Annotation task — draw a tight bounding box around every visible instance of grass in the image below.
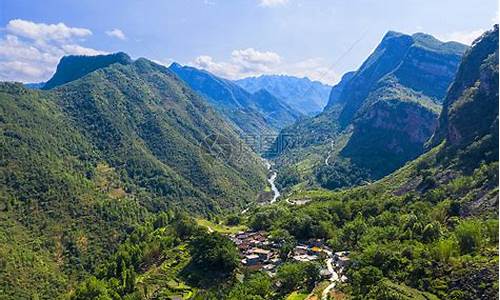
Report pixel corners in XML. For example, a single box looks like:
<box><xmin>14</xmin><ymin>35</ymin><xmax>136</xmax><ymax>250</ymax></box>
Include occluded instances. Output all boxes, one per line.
<box><xmin>196</xmin><ymin>219</ymin><xmax>247</xmax><ymax>235</ymax></box>
<box><xmin>136</xmin><ymin>244</ymin><xmax>195</xmax><ymax>299</ymax></box>
<box><xmin>286</xmin><ymin>291</ymin><xmax>310</xmax><ymax>300</ymax></box>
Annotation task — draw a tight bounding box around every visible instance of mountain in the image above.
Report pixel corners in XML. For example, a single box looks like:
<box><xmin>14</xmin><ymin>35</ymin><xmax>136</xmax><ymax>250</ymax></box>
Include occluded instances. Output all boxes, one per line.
<box><xmin>271</xmin><ymin>31</ymin><xmax>468</xmax><ymax>190</ymax></box>
<box><xmin>169</xmin><ymin>63</ymin><xmax>301</xmax><ymax>139</ymax></box>
<box><xmin>0</xmin><ymin>54</ymin><xmax>268</xmax><ymax>297</ymax></box>
<box><xmin>324</xmin><ymin>71</ymin><xmax>355</xmax><ymax>110</ymax></box>
<box><xmin>383</xmin><ymin>24</ymin><xmax>499</xmax><ymax>215</ymax></box>
<box><xmin>431</xmin><ymin>25</ymin><xmax>499</xmax><ymax>153</ymax></box>
<box><xmin>42</xmin><ymin>52</ymin><xmax>133</xmax><ymax>89</ymax></box>
<box><xmin>23</xmin><ymin>82</ymin><xmax>45</xmax><ymax>89</ymax></box>
<box><xmin>242</xmin><ymin>27</ymin><xmax>498</xmax><ymax>300</ymax></box>
<box><xmin>235</xmin><ymin>75</ymin><xmax>332</xmax><ymax>115</ymax></box>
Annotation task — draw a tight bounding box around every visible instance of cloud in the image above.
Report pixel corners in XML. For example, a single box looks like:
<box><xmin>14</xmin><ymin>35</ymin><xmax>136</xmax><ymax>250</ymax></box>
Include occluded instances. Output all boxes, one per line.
<box><xmin>105</xmin><ymin>28</ymin><xmax>126</xmax><ymax>40</ymax></box>
<box><xmin>191</xmin><ymin>48</ymin><xmax>339</xmax><ymax>84</ymax></box>
<box><xmin>438</xmin><ymin>29</ymin><xmax>485</xmax><ymax>45</ymax></box>
<box><xmin>259</xmin><ymin>0</ymin><xmax>289</xmax><ymax>7</ymax></box>
<box><xmin>0</xmin><ymin>19</ymin><xmax>105</xmax><ymax>82</ymax></box>
<box><xmin>6</xmin><ymin>19</ymin><xmax>91</xmax><ymax>42</ymax></box>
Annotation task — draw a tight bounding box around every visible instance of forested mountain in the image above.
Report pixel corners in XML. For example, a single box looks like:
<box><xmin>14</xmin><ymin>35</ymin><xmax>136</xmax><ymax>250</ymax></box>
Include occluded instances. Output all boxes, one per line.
<box><xmin>42</xmin><ymin>52</ymin><xmax>133</xmax><ymax>89</ymax></box>
<box><xmin>66</xmin><ymin>27</ymin><xmax>498</xmax><ymax>300</ymax></box>
<box><xmin>169</xmin><ymin>63</ymin><xmax>301</xmax><ymax>138</ymax></box>
<box><xmin>0</xmin><ymin>54</ymin><xmax>268</xmax><ymax>297</ymax></box>
<box><xmin>224</xmin><ymin>25</ymin><xmax>498</xmax><ymax>300</ymax></box>
<box><xmin>271</xmin><ymin>31</ymin><xmax>468</xmax><ymax>190</ymax></box>
<box><xmin>235</xmin><ymin>75</ymin><xmax>332</xmax><ymax>115</ymax></box>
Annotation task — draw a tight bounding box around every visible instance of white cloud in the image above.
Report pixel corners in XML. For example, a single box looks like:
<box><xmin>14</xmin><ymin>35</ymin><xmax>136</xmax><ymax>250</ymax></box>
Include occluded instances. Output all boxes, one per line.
<box><xmin>0</xmin><ymin>19</ymin><xmax>105</xmax><ymax>82</ymax></box>
<box><xmin>259</xmin><ymin>0</ymin><xmax>289</xmax><ymax>7</ymax></box>
<box><xmin>105</xmin><ymin>28</ymin><xmax>126</xmax><ymax>40</ymax></box>
<box><xmin>6</xmin><ymin>19</ymin><xmax>92</xmax><ymax>42</ymax></box>
<box><xmin>191</xmin><ymin>48</ymin><xmax>339</xmax><ymax>84</ymax></box>
<box><xmin>438</xmin><ymin>29</ymin><xmax>484</xmax><ymax>45</ymax></box>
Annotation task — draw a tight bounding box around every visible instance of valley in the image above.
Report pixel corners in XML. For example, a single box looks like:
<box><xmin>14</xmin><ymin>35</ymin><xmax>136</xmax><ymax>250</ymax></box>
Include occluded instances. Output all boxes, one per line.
<box><xmin>0</xmin><ymin>5</ymin><xmax>497</xmax><ymax>300</ymax></box>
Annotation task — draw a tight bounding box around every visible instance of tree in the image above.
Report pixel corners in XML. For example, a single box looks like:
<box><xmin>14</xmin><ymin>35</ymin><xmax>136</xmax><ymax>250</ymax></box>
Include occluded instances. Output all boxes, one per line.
<box><xmin>189</xmin><ymin>232</ymin><xmax>239</xmax><ymax>276</ymax></box>
<box><xmin>276</xmin><ymin>262</ymin><xmax>320</xmax><ymax>294</ymax></box>
<box><xmin>454</xmin><ymin>221</ymin><xmax>482</xmax><ymax>254</ymax></box>
<box><xmin>71</xmin><ymin>277</ymin><xmax>114</xmax><ymax>300</ymax></box>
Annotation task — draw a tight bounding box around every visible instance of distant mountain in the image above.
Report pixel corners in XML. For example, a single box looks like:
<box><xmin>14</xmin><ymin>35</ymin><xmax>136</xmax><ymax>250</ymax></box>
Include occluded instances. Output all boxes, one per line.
<box><xmin>271</xmin><ymin>31</ymin><xmax>468</xmax><ymax>190</ymax></box>
<box><xmin>235</xmin><ymin>74</ymin><xmax>331</xmax><ymax>115</ymax></box>
<box><xmin>169</xmin><ymin>63</ymin><xmax>301</xmax><ymax>139</ymax></box>
<box><xmin>0</xmin><ymin>54</ymin><xmax>267</xmax><ymax>296</ymax></box>
<box><xmin>23</xmin><ymin>82</ymin><xmax>45</xmax><ymax>89</ymax></box>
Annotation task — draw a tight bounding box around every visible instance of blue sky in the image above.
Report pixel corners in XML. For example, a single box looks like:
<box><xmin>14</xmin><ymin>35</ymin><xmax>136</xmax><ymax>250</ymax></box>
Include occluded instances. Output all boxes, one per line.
<box><xmin>0</xmin><ymin>0</ymin><xmax>497</xmax><ymax>84</ymax></box>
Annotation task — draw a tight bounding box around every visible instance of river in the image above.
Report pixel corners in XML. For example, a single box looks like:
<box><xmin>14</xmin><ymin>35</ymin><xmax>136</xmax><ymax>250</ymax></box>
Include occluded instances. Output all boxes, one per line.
<box><xmin>264</xmin><ymin>160</ymin><xmax>280</xmax><ymax>203</ymax></box>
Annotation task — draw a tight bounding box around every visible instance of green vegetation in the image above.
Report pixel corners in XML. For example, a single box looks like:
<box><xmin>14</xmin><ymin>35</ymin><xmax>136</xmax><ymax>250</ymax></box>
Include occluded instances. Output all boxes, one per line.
<box><xmin>0</xmin><ymin>55</ymin><xmax>267</xmax><ymax>297</ymax></box>
<box><xmin>196</xmin><ymin>218</ymin><xmax>247</xmax><ymax>235</ymax></box>
<box><xmin>270</xmin><ymin>30</ymin><xmax>466</xmax><ymax>191</ymax></box>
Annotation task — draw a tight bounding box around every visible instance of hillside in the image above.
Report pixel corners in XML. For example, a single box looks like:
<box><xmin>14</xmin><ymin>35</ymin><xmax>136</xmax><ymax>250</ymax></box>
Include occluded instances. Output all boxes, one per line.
<box><xmin>235</xmin><ymin>75</ymin><xmax>332</xmax><ymax>115</ymax></box>
<box><xmin>240</xmin><ymin>26</ymin><xmax>498</xmax><ymax>300</ymax></box>
<box><xmin>169</xmin><ymin>63</ymin><xmax>301</xmax><ymax>139</ymax></box>
<box><xmin>74</xmin><ymin>26</ymin><xmax>499</xmax><ymax>299</ymax></box>
<box><xmin>0</xmin><ymin>54</ymin><xmax>268</xmax><ymax>297</ymax></box>
<box><xmin>271</xmin><ymin>31</ymin><xmax>468</xmax><ymax>191</ymax></box>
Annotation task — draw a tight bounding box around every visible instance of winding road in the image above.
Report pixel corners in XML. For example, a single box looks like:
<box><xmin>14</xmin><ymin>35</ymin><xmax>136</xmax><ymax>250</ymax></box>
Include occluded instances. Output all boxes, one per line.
<box><xmin>322</xmin><ymin>257</ymin><xmax>339</xmax><ymax>300</ymax></box>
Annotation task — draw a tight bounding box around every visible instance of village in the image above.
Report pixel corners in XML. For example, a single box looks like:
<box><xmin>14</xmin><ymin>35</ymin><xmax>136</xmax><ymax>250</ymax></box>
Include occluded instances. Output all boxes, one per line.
<box><xmin>228</xmin><ymin>230</ymin><xmax>350</xmax><ymax>282</ymax></box>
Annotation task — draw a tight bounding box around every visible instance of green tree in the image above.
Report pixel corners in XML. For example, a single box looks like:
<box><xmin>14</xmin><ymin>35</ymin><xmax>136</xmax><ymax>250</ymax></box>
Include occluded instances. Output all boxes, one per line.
<box><xmin>189</xmin><ymin>232</ymin><xmax>239</xmax><ymax>276</ymax></box>
<box><xmin>454</xmin><ymin>220</ymin><xmax>482</xmax><ymax>254</ymax></box>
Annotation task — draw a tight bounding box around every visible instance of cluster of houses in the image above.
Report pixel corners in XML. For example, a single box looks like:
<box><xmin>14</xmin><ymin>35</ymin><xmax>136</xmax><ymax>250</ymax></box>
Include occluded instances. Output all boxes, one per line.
<box><xmin>229</xmin><ymin>231</ymin><xmax>351</xmax><ymax>279</ymax></box>
<box><xmin>229</xmin><ymin>231</ymin><xmax>283</xmax><ymax>274</ymax></box>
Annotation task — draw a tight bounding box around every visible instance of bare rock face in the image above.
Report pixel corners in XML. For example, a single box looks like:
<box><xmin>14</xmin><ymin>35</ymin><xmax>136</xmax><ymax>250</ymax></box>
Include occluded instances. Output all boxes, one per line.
<box><xmin>341</xmin><ymin>96</ymin><xmax>438</xmax><ymax>178</ymax></box>
<box><xmin>431</xmin><ymin>25</ymin><xmax>499</xmax><ymax>149</ymax></box>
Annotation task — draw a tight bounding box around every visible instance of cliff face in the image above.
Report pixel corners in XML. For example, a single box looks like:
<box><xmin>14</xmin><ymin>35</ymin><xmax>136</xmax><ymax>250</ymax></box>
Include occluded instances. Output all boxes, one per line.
<box><xmin>272</xmin><ymin>31</ymin><xmax>467</xmax><ymax>190</ymax></box>
<box><xmin>432</xmin><ymin>25</ymin><xmax>499</xmax><ymax>149</ymax></box>
<box><xmin>342</xmin><ymin>95</ymin><xmax>439</xmax><ymax>178</ymax></box>
<box><xmin>338</xmin><ymin>31</ymin><xmax>466</xmax><ymax>127</ymax></box>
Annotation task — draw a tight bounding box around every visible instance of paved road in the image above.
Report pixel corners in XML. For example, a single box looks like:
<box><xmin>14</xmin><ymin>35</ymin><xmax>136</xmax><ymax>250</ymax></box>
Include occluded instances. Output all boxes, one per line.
<box><xmin>322</xmin><ymin>255</ymin><xmax>340</xmax><ymax>300</ymax></box>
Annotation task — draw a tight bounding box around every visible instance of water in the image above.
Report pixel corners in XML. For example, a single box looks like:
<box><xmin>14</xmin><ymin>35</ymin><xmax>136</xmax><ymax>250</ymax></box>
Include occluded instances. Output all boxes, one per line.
<box><xmin>263</xmin><ymin>159</ymin><xmax>280</xmax><ymax>203</ymax></box>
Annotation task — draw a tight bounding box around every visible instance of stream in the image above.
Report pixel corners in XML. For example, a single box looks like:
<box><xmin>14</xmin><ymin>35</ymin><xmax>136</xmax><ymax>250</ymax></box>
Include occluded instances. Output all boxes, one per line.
<box><xmin>264</xmin><ymin>160</ymin><xmax>280</xmax><ymax>203</ymax></box>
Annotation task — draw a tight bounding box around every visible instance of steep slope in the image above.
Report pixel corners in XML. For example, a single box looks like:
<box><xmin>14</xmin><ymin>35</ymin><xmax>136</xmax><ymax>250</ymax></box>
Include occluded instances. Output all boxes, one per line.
<box><xmin>271</xmin><ymin>31</ymin><xmax>467</xmax><ymax>190</ymax></box>
<box><xmin>236</xmin><ymin>74</ymin><xmax>332</xmax><ymax>115</ymax></box>
<box><xmin>0</xmin><ymin>54</ymin><xmax>267</xmax><ymax>297</ymax></box>
<box><xmin>383</xmin><ymin>24</ymin><xmax>498</xmax><ymax>215</ymax></box>
<box><xmin>244</xmin><ymin>29</ymin><xmax>498</xmax><ymax>299</ymax></box>
<box><xmin>169</xmin><ymin>63</ymin><xmax>301</xmax><ymax>138</ymax></box>
<box><xmin>431</xmin><ymin>25</ymin><xmax>499</xmax><ymax>152</ymax></box>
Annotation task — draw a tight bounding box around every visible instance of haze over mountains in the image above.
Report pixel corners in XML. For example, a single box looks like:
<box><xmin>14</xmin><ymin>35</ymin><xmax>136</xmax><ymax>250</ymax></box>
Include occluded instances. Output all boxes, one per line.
<box><xmin>235</xmin><ymin>75</ymin><xmax>332</xmax><ymax>115</ymax></box>
<box><xmin>169</xmin><ymin>63</ymin><xmax>301</xmax><ymax>139</ymax></box>
<box><xmin>0</xmin><ymin>23</ymin><xmax>498</xmax><ymax>300</ymax></box>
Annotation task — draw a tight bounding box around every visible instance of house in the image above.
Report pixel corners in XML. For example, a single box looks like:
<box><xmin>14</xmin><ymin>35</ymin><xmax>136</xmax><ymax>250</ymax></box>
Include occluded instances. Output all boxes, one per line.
<box><xmin>320</xmin><ymin>268</ymin><xmax>332</xmax><ymax>279</ymax></box>
<box><xmin>334</xmin><ymin>251</ymin><xmax>350</xmax><ymax>268</ymax></box>
<box><xmin>294</xmin><ymin>245</ymin><xmax>308</xmax><ymax>256</ymax></box>
<box><xmin>243</xmin><ymin>254</ymin><xmax>260</xmax><ymax>266</ymax></box>
<box><xmin>308</xmin><ymin>246</ymin><xmax>322</xmax><ymax>255</ymax></box>
<box><xmin>292</xmin><ymin>254</ymin><xmax>318</xmax><ymax>262</ymax></box>
<box><xmin>337</xmin><ymin>256</ymin><xmax>350</xmax><ymax>268</ymax></box>
<box><xmin>251</xmin><ymin>248</ymin><xmax>271</xmax><ymax>261</ymax></box>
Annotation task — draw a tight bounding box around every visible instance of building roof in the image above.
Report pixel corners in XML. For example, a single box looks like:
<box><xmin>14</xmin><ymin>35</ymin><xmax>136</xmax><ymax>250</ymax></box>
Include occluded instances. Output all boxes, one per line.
<box><xmin>251</xmin><ymin>248</ymin><xmax>271</xmax><ymax>255</ymax></box>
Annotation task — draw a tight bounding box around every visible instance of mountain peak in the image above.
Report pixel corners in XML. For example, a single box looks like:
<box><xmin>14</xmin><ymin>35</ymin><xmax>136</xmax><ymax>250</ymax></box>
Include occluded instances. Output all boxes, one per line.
<box><xmin>43</xmin><ymin>52</ymin><xmax>133</xmax><ymax>89</ymax></box>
